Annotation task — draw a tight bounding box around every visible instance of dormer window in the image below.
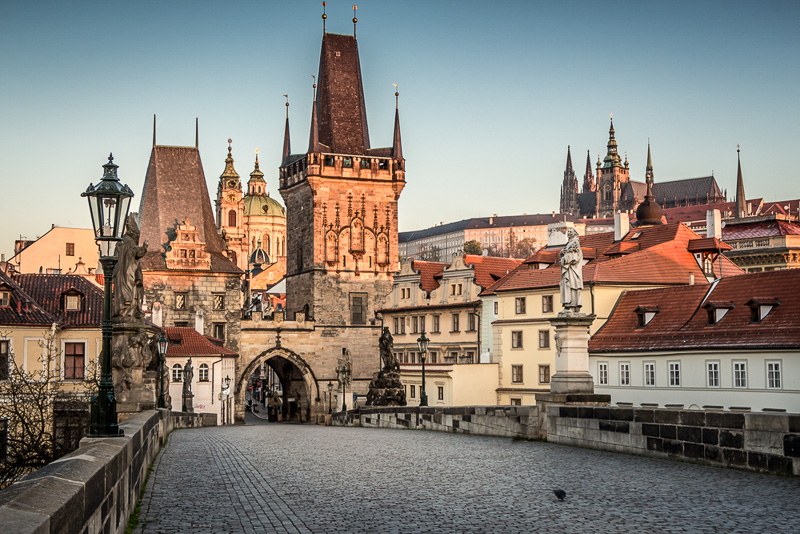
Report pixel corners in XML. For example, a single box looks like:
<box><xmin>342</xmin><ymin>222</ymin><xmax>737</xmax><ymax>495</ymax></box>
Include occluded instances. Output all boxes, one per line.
<box><xmin>747</xmin><ymin>298</ymin><xmax>779</xmax><ymax>323</ymax></box>
<box><xmin>630</xmin><ymin>232</ymin><xmax>642</xmax><ymax>240</ymax></box>
<box><xmin>634</xmin><ymin>305</ymin><xmax>659</xmax><ymax>327</ymax></box>
<box><xmin>65</xmin><ymin>295</ymin><xmax>80</xmax><ymax>311</ymax></box>
<box><xmin>0</xmin><ymin>291</ymin><xmax>9</xmax><ymax>307</ymax></box>
<box><xmin>704</xmin><ymin>301</ymin><xmax>734</xmax><ymax>325</ymax></box>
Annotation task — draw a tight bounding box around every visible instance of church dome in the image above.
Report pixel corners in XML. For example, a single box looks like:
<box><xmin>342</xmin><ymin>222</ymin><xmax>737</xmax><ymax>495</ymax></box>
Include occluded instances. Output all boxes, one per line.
<box><xmin>635</xmin><ymin>195</ymin><xmax>663</xmax><ymax>226</ymax></box>
<box><xmin>243</xmin><ymin>194</ymin><xmax>286</xmax><ymax>218</ymax></box>
<box><xmin>250</xmin><ymin>245</ymin><xmax>270</xmax><ymax>266</ymax></box>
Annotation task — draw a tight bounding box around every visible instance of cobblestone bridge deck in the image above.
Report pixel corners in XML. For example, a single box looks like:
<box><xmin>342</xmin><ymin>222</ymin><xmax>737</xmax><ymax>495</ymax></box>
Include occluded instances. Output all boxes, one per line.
<box><xmin>136</xmin><ymin>415</ymin><xmax>799</xmax><ymax>533</ymax></box>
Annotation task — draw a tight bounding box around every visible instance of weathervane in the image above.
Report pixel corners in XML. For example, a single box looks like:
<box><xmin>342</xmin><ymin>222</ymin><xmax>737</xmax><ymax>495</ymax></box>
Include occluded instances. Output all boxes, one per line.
<box><xmin>353</xmin><ymin>5</ymin><xmax>358</xmax><ymax>36</ymax></box>
<box><xmin>322</xmin><ymin>2</ymin><xmax>327</xmax><ymax>33</ymax></box>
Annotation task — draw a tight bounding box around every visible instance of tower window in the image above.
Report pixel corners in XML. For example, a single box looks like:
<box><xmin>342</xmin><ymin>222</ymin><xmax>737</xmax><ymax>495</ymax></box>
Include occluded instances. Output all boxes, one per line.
<box><xmin>66</xmin><ymin>243</ymin><xmax>75</xmax><ymax>256</ymax></box>
<box><xmin>228</xmin><ymin>209</ymin><xmax>236</xmax><ymax>227</ymax></box>
<box><xmin>350</xmin><ymin>293</ymin><xmax>367</xmax><ymax>325</ymax></box>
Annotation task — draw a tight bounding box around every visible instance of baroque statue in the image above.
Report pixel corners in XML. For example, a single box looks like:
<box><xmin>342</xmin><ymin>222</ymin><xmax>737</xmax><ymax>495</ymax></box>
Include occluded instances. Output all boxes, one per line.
<box><xmin>182</xmin><ymin>358</ymin><xmax>194</xmax><ymax>412</ymax></box>
<box><xmin>112</xmin><ymin>215</ymin><xmax>148</xmax><ymax>322</ymax></box>
<box><xmin>559</xmin><ymin>228</ymin><xmax>583</xmax><ymax>312</ymax></box>
<box><xmin>379</xmin><ymin>327</ymin><xmax>399</xmax><ymax>372</ymax></box>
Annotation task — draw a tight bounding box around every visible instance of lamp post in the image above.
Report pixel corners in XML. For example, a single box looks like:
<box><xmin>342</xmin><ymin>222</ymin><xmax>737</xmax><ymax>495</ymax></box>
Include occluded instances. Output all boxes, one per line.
<box><xmin>327</xmin><ymin>381</ymin><xmax>333</xmax><ymax>414</ymax></box>
<box><xmin>337</xmin><ymin>349</ymin><xmax>352</xmax><ymax>412</ymax></box>
<box><xmin>155</xmin><ymin>331</ymin><xmax>169</xmax><ymax>409</ymax></box>
<box><xmin>83</xmin><ymin>154</ymin><xmax>134</xmax><ymax>437</ymax></box>
<box><xmin>417</xmin><ymin>333</ymin><xmax>429</xmax><ymax>407</ymax></box>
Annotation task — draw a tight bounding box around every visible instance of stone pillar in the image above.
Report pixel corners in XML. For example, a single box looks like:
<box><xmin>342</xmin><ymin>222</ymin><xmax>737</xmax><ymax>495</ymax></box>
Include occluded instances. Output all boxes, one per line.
<box><xmin>549</xmin><ymin>313</ymin><xmax>596</xmax><ymax>394</ymax></box>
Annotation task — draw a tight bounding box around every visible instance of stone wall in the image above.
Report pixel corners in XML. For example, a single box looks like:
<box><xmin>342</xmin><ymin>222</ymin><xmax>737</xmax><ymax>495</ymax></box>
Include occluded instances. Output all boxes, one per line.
<box><xmin>0</xmin><ymin>409</ymin><xmax>212</xmax><ymax>534</ymax></box>
<box><xmin>547</xmin><ymin>405</ymin><xmax>800</xmax><ymax>476</ymax></box>
<box><xmin>332</xmin><ymin>406</ymin><xmax>540</xmax><ymax>439</ymax></box>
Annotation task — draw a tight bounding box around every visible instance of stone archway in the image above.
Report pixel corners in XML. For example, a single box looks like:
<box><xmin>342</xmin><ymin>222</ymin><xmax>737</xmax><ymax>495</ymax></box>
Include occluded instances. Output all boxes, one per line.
<box><xmin>234</xmin><ymin>346</ymin><xmax>321</xmax><ymax>423</ymax></box>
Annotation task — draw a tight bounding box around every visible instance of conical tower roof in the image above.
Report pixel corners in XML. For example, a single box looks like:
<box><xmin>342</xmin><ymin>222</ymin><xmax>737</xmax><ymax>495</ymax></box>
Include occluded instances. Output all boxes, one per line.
<box><xmin>735</xmin><ymin>147</ymin><xmax>748</xmax><ymax>218</ymax></box>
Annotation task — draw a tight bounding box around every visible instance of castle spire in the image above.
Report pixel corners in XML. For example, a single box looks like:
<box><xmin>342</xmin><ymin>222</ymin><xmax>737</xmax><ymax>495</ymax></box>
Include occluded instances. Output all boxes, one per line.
<box><xmin>392</xmin><ymin>86</ymin><xmax>402</xmax><ymax>159</ymax></box>
<box><xmin>566</xmin><ymin>145</ymin><xmax>573</xmax><ymax>174</ymax></box>
<box><xmin>282</xmin><ymin>96</ymin><xmax>291</xmax><ymax>165</ymax></box>
<box><xmin>583</xmin><ymin>150</ymin><xmax>595</xmax><ymax>192</ymax></box>
<box><xmin>607</xmin><ymin>115</ymin><xmax>618</xmax><ymax>156</ymax></box>
<box><xmin>735</xmin><ymin>145</ymin><xmax>748</xmax><ymax>218</ymax></box>
<box><xmin>308</xmin><ymin>80</ymin><xmax>320</xmax><ymax>152</ymax></box>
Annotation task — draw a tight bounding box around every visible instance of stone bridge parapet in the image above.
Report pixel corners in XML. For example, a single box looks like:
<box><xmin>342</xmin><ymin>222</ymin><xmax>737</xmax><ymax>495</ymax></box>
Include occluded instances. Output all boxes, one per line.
<box><xmin>0</xmin><ymin>409</ymin><xmax>214</xmax><ymax>534</ymax></box>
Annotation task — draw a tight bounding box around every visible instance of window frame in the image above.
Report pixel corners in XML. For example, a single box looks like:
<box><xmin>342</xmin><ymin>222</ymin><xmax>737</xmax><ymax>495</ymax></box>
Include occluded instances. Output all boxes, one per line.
<box><xmin>515</xmin><ymin>297</ymin><xmax>526</xmax><ymax>315</ymax></box>
<box><xmin>431</xmin><ymin>315</ymin><xmax>440</xmax><ymax>333</ymax></box>
<box><xmin>172</xmin><ymin>364</ymin><xmax>183</xmax><ymax>382</ymax></box>
<box><xmin>706</xmin><ymin>361</ymin><xmax>720</xmax><ymax>388</ymax></box>
<box><xmin>437</xmin><ymin>386</ymin><xmax>444</xmax><ymax>401</ymax></box>
<box><xmin>349</xmin><ymin>292</ymin><xmax>368</xmax><ymax>325</ymax></box>
<box><xmin>65</xmin><ymin>295</ymin><xmax>80</xmax><ymax>312</ymax></box>
<box><xmin>598</xmin><ymin>362</ymin><xmax>609</xmax><ymax>386</ymax></box>
<box><xmin>668</xmin><ymin>361</ymin><xmax>681</xmax><ymax>387</ymax></box>
<box><xmin>644</xmin><ymin>361</ymin><xmax>655</xmax><ymax>387</ymax></box>
<box><xmin>198</xmin><ymin>363</ymin><xmax>210</xmax><ymax>382</ymax></box>
<box><xmin>511</xmin><ymin>364</ymin><xmax>524</xmax><ymax>384</ymax></box>
<box><xmin>766</xmin><ymin>360</ymin><xmax>782</xmax><ymax>389</ymax></box>
<box><xmin>175</xmin><ymin>293</ymin><xmax>187</xmax><ymax>310</ymax></box>
<box><xmin>733</xmin><ymin>360</ymin><xmax>748</xmax><ymax>389</ymax></box>
<box><xmin>451</xmin><ymin>312</ymin><xmax>460</xmax><ymax>332</ymax></box>
<box><xmin>619</xmin><ymin>362</ymin><xmax>630</xmax><ymax>386</ymax></box>
<box><xmin>410</xmin><ymin>384</ymin><xmax>416</xmax><ymax>398</ymax></box>
<box><xmin>66</xmin><ymin>243</ymin><xmax>75</xmax><ymax>256</ymax></box>
<box><xmin>538</xmin><ymin>364</ymin><xmax>550</xmax><ymax>384</ymax></box>
<box><xmin>63</xmin><ymin>341</ymin><xmax>86</xmax><ymax>380</ymax></box>
<box><xmin>542</xmin><ymin>295</ymin><xmax>554</xmax><ymax>314</ymax></box>
<box><xmin>213</xmin><ymin>323</ymin><xmax>225</xmax><ymax>342</ymax></box>
<box><xmin>213</xmin><ymin>293</ymin><xmax>225</xmax><ymax>311</ymax></box>
<box><xmin>511</xmin><ymin>330</ymin><xmax>523</xmax><ymax>349</ymax></box>
<box><xmin>538</xmin><ymin>330</ymin><xmax>550</xmax><ymax>349</ymax></box>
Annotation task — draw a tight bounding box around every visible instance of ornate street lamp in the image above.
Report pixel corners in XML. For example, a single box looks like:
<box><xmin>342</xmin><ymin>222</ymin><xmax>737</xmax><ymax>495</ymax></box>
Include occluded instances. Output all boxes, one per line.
<box><xmin>155</xmin><ymin>331</ymin><xmax>169</xmax><ymax>408</ymax></box>
<box><xmin>417</xmin><ymin>333</ymin><xmax>429</xmax><ymax>407</ymax></box>
<box><xmin>337</xmin><ymin>349</ymin><xmax>352</xmax><ymax>412</ymax></box>
<box><xmin>83</xmin><ymin>153</ymin><xmax>134</xmax><ymax>437</ymax></box>
<box><xmin>327</xmin><ymin>380</ymin><xmax>333</xmax><ymax>414</ymax></box>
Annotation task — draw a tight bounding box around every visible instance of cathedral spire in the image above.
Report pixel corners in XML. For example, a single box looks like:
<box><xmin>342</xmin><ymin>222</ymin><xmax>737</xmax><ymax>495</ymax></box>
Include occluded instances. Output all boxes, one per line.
<box><xmin>607</xmin><ymin>115</ymin><xmax>618</xmax><ymax>156</ymax></box>
<box><xmin>392</xmin><ymin>86</ymin><xmax>402</xmax><ymax>159</ymax></box>
<box><xmin>735</xmin><ymin>145</ymin><xmax>748</xmax><ymax>218</ymax></box>
<box><xmin>645</xmin><ymin>141</ymin><xmax>654</xmax><ymax>188</ymax></box>
<box><xmin>566</xmin><ymin>145</ymin><xmax>573</xmax><ymax>174</ymax></box>
<box><xmin>583</xmin><ymin>150</ymin><xmax>595</xmax><ymax>192</ymax></box>
<box><xmin>282</xmin><ymin>96</ymin><xmax>291</xmax><ymax>164</ymax></box>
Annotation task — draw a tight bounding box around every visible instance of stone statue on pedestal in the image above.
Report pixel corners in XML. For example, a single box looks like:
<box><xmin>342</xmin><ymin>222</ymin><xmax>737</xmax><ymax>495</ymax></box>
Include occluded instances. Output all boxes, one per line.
<box><xmin>366</xmin><ymin>328</ymin><xmax>406</xmax><ymax>406</ymax></box>
<box><xmin>559</xmin><ymin>228</ymin><xmax>583</xmax><ymax>313</ymax></box>
<box><xmin>182</xmin><ymin>358</ymin><xmax>194</xmax><ymax>413</ymax></box>
<box><xmin>113</xmin><ymin>215</ymin><xmax>148</xmax><ymax>323</ymax></box>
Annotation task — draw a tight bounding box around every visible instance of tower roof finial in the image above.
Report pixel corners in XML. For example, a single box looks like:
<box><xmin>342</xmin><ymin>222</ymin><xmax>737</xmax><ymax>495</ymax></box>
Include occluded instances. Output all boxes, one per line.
<box><xmin>393</xmin><ymin>83</ymin><xmax>398</xmax><ymax>109</ymax></box>
<box><xmin>322</xmin><ymin>1</ymin><xmax>327</xmax><ymax>33</ymax></box>
<box><xmin>353</xmin><ymin>5</ymin><xmax>358</xmax><ymax>36</ymax></box>
<box><xmin>282</xmin><ymin>96</ymin><xmax>291</xmax><ymax>164</ymax></box>
<box><xmin>392</xmin><ymin>84</ymin><xmax>402</xmax><ymax>159</ymax></box>
<box><xmin>736</xmin><ymin>144</ymin><xmax>748</xmax><ymax>218</ymax></box>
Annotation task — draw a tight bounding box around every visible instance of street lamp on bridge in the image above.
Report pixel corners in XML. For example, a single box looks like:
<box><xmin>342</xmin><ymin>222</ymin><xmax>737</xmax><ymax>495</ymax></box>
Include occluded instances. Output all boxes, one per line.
<box><xmin>417</xmin><ymin>333</ymin><xmax>429</xmax><ymax>407</ymax></box>
<box><xmin>327</xmin><ymin>381</ymin><xmax>333</xmax><ymax>414</ymax></box>
<box><xmin>155</xmin><ymin>331</ymin><xmax>169</xmax><ymax>409</ymax></box>
<box><xmin>337</xmin><ymin>349</ymin><xmax>352</xmax><ymax>412</ymax></box>
<box><xmin>83</xmin><ymin>153</ymin><xmax>134</xmax><ymax>437</ymax></box>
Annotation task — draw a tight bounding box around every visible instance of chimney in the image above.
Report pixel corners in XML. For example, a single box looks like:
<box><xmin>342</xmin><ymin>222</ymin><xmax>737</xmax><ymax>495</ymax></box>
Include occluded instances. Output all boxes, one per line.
<box><xmin>706</xmin><ymin>209</ymin><xmax>722</xmax><ymax>239</ymax></box>
<box><xmin>614</xmin><ymin>212</ymin><xmax>629</xmax><ymax>241</ymax></box>
<box><xmin>689</xmin><ymin>273</ymin><xmax>695</xmax><ymax>285</ymax></box>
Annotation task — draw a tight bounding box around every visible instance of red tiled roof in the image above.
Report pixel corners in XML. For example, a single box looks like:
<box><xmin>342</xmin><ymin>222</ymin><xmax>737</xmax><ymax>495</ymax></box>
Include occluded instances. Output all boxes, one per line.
<box><xmin>10</xmin><ymin>273</ymin><xmax>103</xmax><ymax>328</ymax></box>
<box><xmin>483</xmin><ymin>222</ymin><xmax>743</xmax><ymax>294</ymax></box>
<box><xmin>0</xmin><ymin>270</ymin><xmax>53</xmax><ymax>326</ymax></box>
<box><xmin>164</xmin><ymin>327</ymin><xmax>237</xmax><ymax>357</ymax></box>
<box><xmin>412</xmin><ymin>260</ymin><xmax>447</xmax><ymax>293</ymax></box>
<box><xmin>687</xmin><ymin>237</ymin><xmax>732</xmax><ymax>252</ymax></box>
<box><xmin>590</xmin><ymin>269</ymin><xmax>800</xmax><ymax>352</ymax></box>
<box><xmin>462</xmin><ymin>255</ymin><xmax>522</xmax><ymax>291</ymax></box>
<box><xmin>723</xmin><ymin>219</ymin><xmax>800</xmax><ymax>240</ymax></box>
<box><xmin>661</xmin><ymin>199</ymin><xmax>764</xmax><ymax>225</ymax></box>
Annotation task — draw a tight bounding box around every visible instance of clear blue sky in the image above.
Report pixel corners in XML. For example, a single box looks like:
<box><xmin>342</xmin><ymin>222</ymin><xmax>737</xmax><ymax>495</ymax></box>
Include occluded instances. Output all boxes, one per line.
<box><xmin>1</xmin><ymin>1</ymin><xmax>799</xmax><ymax>259</ymax></box>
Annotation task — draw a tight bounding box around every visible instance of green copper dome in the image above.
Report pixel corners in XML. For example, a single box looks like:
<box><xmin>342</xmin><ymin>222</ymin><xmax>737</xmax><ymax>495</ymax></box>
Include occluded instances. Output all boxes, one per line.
<box><xmin>243</xmin><ymin>194</ymin><xmax>286</xmax><ymax>218</ymax></box>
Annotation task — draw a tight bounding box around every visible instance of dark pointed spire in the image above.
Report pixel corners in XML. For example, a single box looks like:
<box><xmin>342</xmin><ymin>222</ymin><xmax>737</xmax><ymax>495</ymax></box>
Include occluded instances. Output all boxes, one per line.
<box><xmin>566</xmin><ymin>145</ymin><xmax>573</xmax><ymax>173</ymax></box>
<box><xmin>282</xmin><ymin>95</ymin><xmax>291</xmax><ymax>164</ymax></box>
<box><xmin>606</xmin><ymin>114</ymin><xmax>618</xmax><ymax>156</ymax></box>
<box><xmin>308</xmin><ymin>81</ymin><xmax>321</xmax><ymax>153</ymax></box>
<box><xmin>736</xmin><ymin>145</ymin><xmax>748</xmax><ymax>218</ymax></box>
<box><xmin>583</xmin><ymin>150</ymin><xmax>594</xmax><ymax>192</ymax></box>
<box><xmin>392</xmin><ymin>87</ymin><xmax>402</xmax><ymax>159</ymax></box>
<box><xmin>645</xmin><ymin>141</ymin><xmax>654</xmax><ymax>188</ymax></box>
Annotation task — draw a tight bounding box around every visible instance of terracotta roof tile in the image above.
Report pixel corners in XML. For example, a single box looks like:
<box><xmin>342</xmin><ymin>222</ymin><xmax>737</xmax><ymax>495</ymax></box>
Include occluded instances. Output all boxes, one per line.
<box><xmin>590</xmin><ymin>269</ymin><xmax>800</xmax><ymax>352</ymax></box>
<box><xmin>462</xmin><ymin>255</ymin><xmax>522</xmax><ymax>291</ymax></box>
<box><xmin>164</xmin><ymin>327</ymin><xmax>238</xmax><ymax>357</ymax></box>
<box><xmin>0</xmin><ymin>270</ymin><xmax>54</xmax><ymax>326</ymax></box>
<box><xmin>10</xmin><ymin>273</ymin><xmax>103</xmax><ymax>328</ymax></box>
<box><xmin>723</xmin><ymin>219</ymin><xmax>800</xmax><ymax>240</ymax></box>
<box><xmin>411</xmin><ymin>260</ymin><xmax>447</xmax><ymax>293</ymax></box>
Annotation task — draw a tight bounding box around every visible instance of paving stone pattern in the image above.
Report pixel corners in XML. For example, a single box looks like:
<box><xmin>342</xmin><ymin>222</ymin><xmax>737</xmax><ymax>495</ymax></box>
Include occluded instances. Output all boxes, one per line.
<box><xmin>137</xmin><ymin>415</ymin><xmax>800</xmax><ymax>533</ymax></box>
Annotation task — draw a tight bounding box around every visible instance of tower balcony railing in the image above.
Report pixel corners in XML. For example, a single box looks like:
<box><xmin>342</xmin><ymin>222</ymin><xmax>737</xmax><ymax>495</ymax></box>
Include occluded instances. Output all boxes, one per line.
<box><xmin>280</xmin><ymin>152</ymin><xmax>402</xmax><ymax>190</ymax></box>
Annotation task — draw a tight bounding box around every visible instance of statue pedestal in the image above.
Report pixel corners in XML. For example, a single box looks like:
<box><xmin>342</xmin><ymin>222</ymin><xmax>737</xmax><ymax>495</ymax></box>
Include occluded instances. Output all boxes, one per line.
<box><xmin>549</xmin><ymin>312</ymin><xmax>596</xmax><ymax>394</ymax></box>
<box><xmin>366</xmin><ymin>370</ymin><xmax>407</xmax><ymax>407</ymax></box>
<box><xmin>112</xmin><ymin>322</ymin><xmax>159</xmax><ymax>414</ymax></box>
<box><xmin>182</xmin><ymin>393</ymin><xmax>195</xmax><ymax>413</ymax></box>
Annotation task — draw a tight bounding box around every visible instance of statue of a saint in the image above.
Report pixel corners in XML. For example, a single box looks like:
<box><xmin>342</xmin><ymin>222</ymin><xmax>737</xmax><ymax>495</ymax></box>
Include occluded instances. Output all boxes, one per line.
<box><xmin>559</xmin><ymin>228</ymin><xmax>583</xmax><ymax>311</ymax></box>
<box><xmin>182</xmin><ymin>358</ymin><xmax>194</xmax><ymax>412</ymax></box>
<box><xmin>112</xmin><ymin>215</ymin><xmax>148</xmax><ymax>322</ymax></box>
<box><xmin>379</xmin><ymin>327</ymin><xmax>399</xmax><ymax>372</ymax></box>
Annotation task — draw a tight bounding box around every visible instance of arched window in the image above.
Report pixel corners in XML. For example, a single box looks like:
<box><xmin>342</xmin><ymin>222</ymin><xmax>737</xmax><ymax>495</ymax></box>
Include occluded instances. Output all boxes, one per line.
<box><xmin>265</xmin><ymin>235</ymin><xmax>270</xmax><ymax>256</ymax></box>
<box><xmin>228</xmin><ymin>209</ymin><xmax>237</xmax><ymax>227</ymax></box>
<box><xmin>172</xmin><ymin>364</ymin><xmax>183</xmax><ymax>382</ymax></box>
<box><xmin>199</xmin><ymin>363</ymin><xmax>209</xmax><ymax>382</ymax></box>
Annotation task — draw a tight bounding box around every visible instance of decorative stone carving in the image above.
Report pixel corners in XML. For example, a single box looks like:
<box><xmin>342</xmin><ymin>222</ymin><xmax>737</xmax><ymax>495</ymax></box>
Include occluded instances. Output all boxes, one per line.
<box><xmin>112</xmin><ymin>215</ymin><xmax>147</xmax><ymax>323</ymax></box>
<box><xmin>366</xmin><ymin>329</ymin><xmax>406</xmax><ymax>407</ymax></box>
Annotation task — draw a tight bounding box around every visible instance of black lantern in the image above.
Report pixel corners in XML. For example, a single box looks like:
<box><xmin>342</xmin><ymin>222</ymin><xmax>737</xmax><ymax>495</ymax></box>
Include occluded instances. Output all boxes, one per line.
<box><xmin>327</xmin><ymin>380</ymin><xmax>333</xmax><ymax>414</ymax></box>
<box><xmin>82</xmin><ymin>154</ymin><xmax>134</xmax><ymax>257</ymax></box>
<box><xmin>155</xmin><ymin>332</ymin><xmax>169</xmax><ymax>409</ymax></box>
<box><xmin>416</xmin><ymin>333</ymin><xmax>429</xmax><ymax>407</ymax></box>
<box><xmin>84</xmin><ymin>153</ymin><xmax>134</xmax><ymax>437</ymax></box>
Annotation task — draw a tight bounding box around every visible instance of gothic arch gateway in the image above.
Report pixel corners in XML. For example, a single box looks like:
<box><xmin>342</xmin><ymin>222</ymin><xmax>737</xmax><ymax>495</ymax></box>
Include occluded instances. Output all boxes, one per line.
<box><xmin>235</xmin><ymin>346</ymin><xmax>320</xmax><ymax>423</ymax></box>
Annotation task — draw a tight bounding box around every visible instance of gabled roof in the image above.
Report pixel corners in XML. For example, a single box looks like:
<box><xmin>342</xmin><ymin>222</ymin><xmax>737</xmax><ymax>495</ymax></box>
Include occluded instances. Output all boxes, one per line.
<box><xmin>651</xmin><ymin>176</ymin><xmax>723</xmax><ymax>205</ymax></box>
<box><xmin>164</xmin><ymin>327</ymin><xmax>237</xmax><ymax>357</ymax></box>
<box><xmin>462</xmin><ymin>255</ymin><xmax>522</xmax><ymax>291</ymax></box>
<box><xmin>12</xmin><ymin>273</ymin><xmax>103</xmax><ymax>328</ymax></box>
<box><xmin>590</xmin><ymin>269</ymin><xmax>800</xmax><ymax>352</ymax></box>
<box><xmin>723</xmin><ymin>219</ymin><xmax>800</xmax><ymax>240</ymax></box>
<box><xmin>482</xmin><ymin>222</ymin><xmax>743</xmax><ymax>295</ymax></box>
<box><xmin>0</xmin><ymin>270</ymin><xmax>53</xmax><ymax>326</ymax></box>
<box><xmin>411</xmin><ymin>260</ymin><xmax>447</xmax><ymax>293</ymax></box>
<box><xmin>137</xmin><ymin>145</ymin><xmax>240</xmax><ymax>274</ymax></box>
<box><xmin>662</xmin><ymin>199</ymin><xmax>763</xmax><ymax>225</ymax></box>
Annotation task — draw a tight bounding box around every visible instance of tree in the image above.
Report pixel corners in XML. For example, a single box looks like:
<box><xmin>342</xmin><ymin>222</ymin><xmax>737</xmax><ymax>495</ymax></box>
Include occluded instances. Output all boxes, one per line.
<box><xmin>418</xmin><ymin>244</ymin><xmax>441</xmax><ymax>262</ymax></box>
<box><xmin>511</xmin><ymin>237</ymin><xmax>538</xmax><ymax>259</ymax></box>
<box><xmin>0</xmin><ymin>330</ymin><xmax>97</xmax><ymax>488</ymax></box>
<box><xmin>463</xmin><ymin>240</ymin><xmax>482</xmax><ymax>255</ymax></box>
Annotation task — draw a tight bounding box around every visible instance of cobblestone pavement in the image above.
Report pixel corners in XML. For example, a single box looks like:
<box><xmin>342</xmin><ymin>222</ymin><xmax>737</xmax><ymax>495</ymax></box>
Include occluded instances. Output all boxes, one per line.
<box><xmin>136</xmin><ymin>414</ymin><xmax>799</xmax><ymax>533</ymax></box>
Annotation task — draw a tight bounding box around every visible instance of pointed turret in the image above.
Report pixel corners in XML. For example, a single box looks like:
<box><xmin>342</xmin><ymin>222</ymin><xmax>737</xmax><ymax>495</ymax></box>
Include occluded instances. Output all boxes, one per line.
<box><xmin>560</xmin><ymin>145</ymin><xmax>578</xmax><ymax>215</ymax></box>
<box><xmin>583</xmin><ymin>150</ymin><xmax>595</xmax><ymax>192</ymax></box>
<box><xmin>248</xmin><ymin>152</ymin><xmax>266</xmax><ymax>196</ymax></box>
<box><xmin>218</xmin><ymin>140</ymin><xmax>241</xmax><ymax>193</ymax></box>
<box><xmin>392</xmin><ymin>91</ymin><xmax>402</xmax><ymax>159</ymax></box>
<box><xmin>566</xmin><ymin>145</ymin><xmax>574</xmax><ymax>174</ymax></box>
<box><xmin>735</xmin><ymin>147</ymin><xmax>748</xmax><ymax>218</ymax></box>
<box><xmin>645</xmin><ymin>142</ymin><xmax>654</xmax><ymax>188</ymax></box>
<box><xmin>282</xmin><ymin>100</ymin><xmax>291</xmax><ymax>165</ymax></box>
<box><xmin>308</xmin><ymin>84</ymin><xmax>321</xmax><ymax>153</ymax></box>
<box><xmin>602</xmin><ymin>115</ymin><xmax>622</xmax><ymax>169</ymax></box>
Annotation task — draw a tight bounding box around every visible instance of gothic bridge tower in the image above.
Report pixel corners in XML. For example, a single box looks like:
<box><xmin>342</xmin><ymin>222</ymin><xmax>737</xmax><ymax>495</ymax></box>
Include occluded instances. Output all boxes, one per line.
<box><xmin>279</xmin><ymin>31</ymin><xmax>405</xmax><ymax>325</ymax></box>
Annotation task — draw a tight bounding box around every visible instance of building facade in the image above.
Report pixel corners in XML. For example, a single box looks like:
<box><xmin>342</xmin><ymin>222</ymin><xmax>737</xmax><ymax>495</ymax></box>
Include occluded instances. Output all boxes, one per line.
<box><xmin>589</xmin><ymin>269</ymin><xmax>800</xmax><ymax>412</ymax></box>
<box><xmin>9</xmin><ymin>227</ymin><xmax>99</xmax><ymax>276</ymax></box>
